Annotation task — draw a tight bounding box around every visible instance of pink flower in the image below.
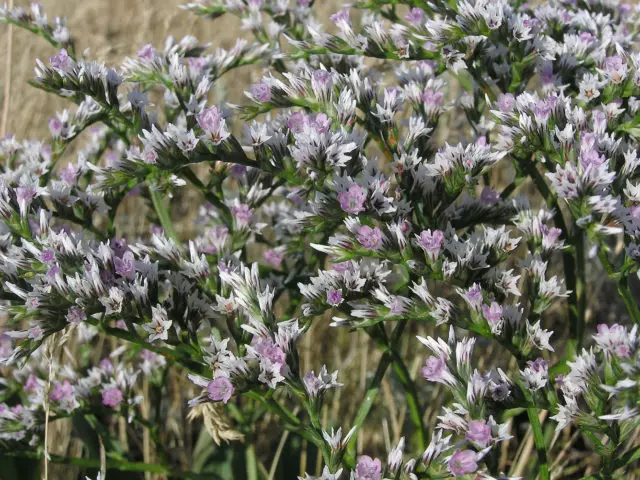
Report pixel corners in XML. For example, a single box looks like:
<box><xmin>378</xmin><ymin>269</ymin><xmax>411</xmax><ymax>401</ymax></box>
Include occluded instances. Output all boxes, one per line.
<box><xmin>327</xmin><ymin>289</ymin><xmax>343</xmax><ymax>306</ymax></box>
<box><xmin>24</xmin><ymin>374</ymin><xmax>39</xmax><ymax>392</ymax></box>
<box><xmin>481</xmin><ymin>302</ymin><xmax>503</xmax><ymax>325</ymax></box>
<box><xmin>287</xmin><ymin>112</ymin><xmax>307</xmax><ymax>133</ymax></box>
<box><xmin>330</xmin><ymin>8</ymin><xmax>350</xmax><ymax>25</ymax></box>
<box><xmin>404</xmin><ymin>7</ymin><xmax>424</xmax><ymax>25</ymax></box>
<box><xmin>102</xmin><ymin>388</ymin><xmax>123</xmax><ymax>408</ymax></box>
<box><xmin>40</xmin><ymin>249</ymin><xmax>55</xmax><ymax>263</ymax></box>
<box><xmin>416</xmin><ymin>229</ymin><xmax>443</xmax><ymax>259</ymax></box>
<box><xmin>207</xmin><ymin>377</ymin><xmax>234</xmax><ymax>404</ymax></box>
<box><xmin>594</xmin><ymin>323</ymin><xmax>634</xmax><ymax>358</ymax></box>
<box><xmin>137</xmin><ymin>43</ymin><xmax>156</xmax><ymax>61</ymax></box>
<box><xmin>48</xmin><ymin>118</ymin><xmax>63</xmax><ymax>137</ymax></box>
<box><xmin>338</xmin><ymin>184</ymin><xmax>367</xmax><ymax>215</ymax></box>
<box><xmin>466</xmin><ymin>419</ymin><xmax>492</xmax><ymax>447</ymax></box>
<box><xmin>357</xmin><ymin>225</ymin><xmax>383</xmax><ymax>250</ymax></box>
<box><xmin>496</xmin><ymin>93</ymin><xmax>515</xmax><ymax>112</ymax></box>
<box><xmin>448</xmin><ymin>449</ymin><xmax>478</xmax><ymax>476</ymax></box>
<box><xmin>232</xmin><ymin>204</ymin><xmax>254</xmax><ymax>224</ymax></box>
<box><xmin>49</xmin><ymin>49</ymin><xmax>72</xmax><ymax>71</ymax></box>
<box><xmin>50</xmin><ymin>380</ymin><xmax>73</xmax><ymax>401</ymax></box>
<box><xmin>422</xmin><ymin>356</ymin><xmax>446</xmax><ymax>382</ymax></box>
<box><xmin>196</xmin><ymin>106</ymin><xmax>229</xmax><ymax>144</ymax></box>
<box><xmin>264</xmin><ymin>249</ymin><xmax>284</xmax><ymax>268</ymax></box>
<box><xmin>249</xmin><ymin>82</ymin><xmax>271</xmax><ymax>102</ymax></box>
<box><xmin>355</xmin><ymin>455</ymin><xmax>382</xmax><ymax>480</ymax></box>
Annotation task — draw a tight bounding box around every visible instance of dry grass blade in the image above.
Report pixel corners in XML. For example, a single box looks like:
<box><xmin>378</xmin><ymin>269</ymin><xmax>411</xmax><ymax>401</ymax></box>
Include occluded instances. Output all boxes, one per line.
<box><xmin>186</xmin><ymin>403</ymin><xmax>244</xmax><ymax>446</ymax></box>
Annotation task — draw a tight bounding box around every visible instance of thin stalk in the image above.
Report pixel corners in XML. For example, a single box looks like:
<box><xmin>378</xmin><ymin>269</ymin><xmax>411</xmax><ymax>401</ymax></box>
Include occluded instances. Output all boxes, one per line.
<box><xmin>597</xmin><ymin>247</ymin><xmax>640</xmax><ymax>324</ymax></box>
<box><xmin>344</xmin><ymin>320</ymin><xmax>409</xmax><ymax>466</ymax></box>
<box><xmin>527</xmin><ymin>406</ymin><xmax>550</xmax><ymax>480</ymax></box>
<box><xmin>344</xmin><ymin>349</ymin><xmax>393</xmax><ymax>467</ymax></box>
<box><xmin>149</xmin><ymin>187</ymin><xmax>179</xmax><ymax>242</ymax></box>
<box><xmin>245</xmin><ymin>444</ymin><xmax>259</xmax><ymax>480</ymax></box>
<box><xmin>390</xmin><ymin>351</ymin><xmax>426</xmax><ymax>450</ymax></box>
<box><xmin>574</xmin><ymin>228</ymin><xmax>587</xmax><ymax>348</ymax></box>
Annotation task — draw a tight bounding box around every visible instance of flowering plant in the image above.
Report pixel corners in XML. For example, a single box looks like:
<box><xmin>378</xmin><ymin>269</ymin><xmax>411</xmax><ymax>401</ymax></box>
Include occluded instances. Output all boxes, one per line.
<box><xmin>1</xmin><ymin>0</ymin><xmax>640</xmax><ymax>478</ymax></box>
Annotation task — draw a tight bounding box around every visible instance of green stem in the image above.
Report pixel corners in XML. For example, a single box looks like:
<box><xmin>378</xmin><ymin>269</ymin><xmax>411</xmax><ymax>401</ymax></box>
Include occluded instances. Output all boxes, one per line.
<box><xmin>390</xmin><ymin>351</ymin><xmax>426</xmax><ymax>450</ymax></box>
<box><xmin>597</xmin><ymin>247</ymin><xmax>640</xmax><ymax>324</ymax></box>
<box><xmin>574</xmin><ymin>228</ymin><xmax>587</xmax><ymax>348</ymax></box>
<box><xmin>245</xmin><ymin>444</ymin><xmax>259</xmax><ymax>480</ymax></box>
<box><xmin>149</xmin><ymin>187</ymin><xmax>179</xmax><ymax>242</ymax></box>
<box><xmin>344</xmin><ymin>349</ymin><xmax>393</xmax><ymax>467</ymax></box>
<box><xmin>527</xmin><ymin>406</ymin><xmax>550</xmax><ymax>480</ymax></box>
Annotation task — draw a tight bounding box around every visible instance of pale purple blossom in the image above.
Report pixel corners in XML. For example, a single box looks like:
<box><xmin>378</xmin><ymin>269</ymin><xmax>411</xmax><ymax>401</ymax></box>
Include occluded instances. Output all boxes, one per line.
<box><xmin>448</xmin><ymin>449</ymin><xmax>478</xmax><ymax>476</ymax></box>
<box><xmin>207</xmin><ymin>377</ymin><xmax>234</xmax><ymax>404</ymax></box>
<box><xmin>338</xmin><ymin>184</ymin><xmax>367</xmax><ymax>215</ymax></box>
<box><xmin>357</xmin><ymin>225</ymin><xmax>383</xmax><ymax>250</ymax></box>
<box><xmin>355</xmin><ymin>455</ymin><xmax>382</xmax><ymax>480</ymax></box>
<box><xmin>102</xmin><ymin>388</ymin><xmax>123</xmax><ymax>408</ymax></box>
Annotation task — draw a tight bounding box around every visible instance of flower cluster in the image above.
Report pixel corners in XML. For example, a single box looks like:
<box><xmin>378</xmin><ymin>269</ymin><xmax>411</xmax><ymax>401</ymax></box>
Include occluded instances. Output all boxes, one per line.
<box><xmin>1</xmin><ymin>0</ymin><xmax>640</xmax><ymax>478</ymax></box>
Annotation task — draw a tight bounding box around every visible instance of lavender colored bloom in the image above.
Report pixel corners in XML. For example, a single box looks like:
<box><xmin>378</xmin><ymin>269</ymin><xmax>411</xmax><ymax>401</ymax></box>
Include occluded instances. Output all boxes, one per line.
<box><xmin>110</xmin><ymin>238</ymin><xmax>128</xmax><ymax>258</ymax></box>
<box><xmin>496</xmin><ymin>93</ymin><xmax>515</xmax><ymax>112</ymax></box>
<box><xmin>338</xmin><ymin>184</ymin><xmax>367</xmax><ymax>215</ymax></box>
<box><xmin>114</xmin><ymin>251</ymin><xmax>136</xmax><ymax>280</ymax></box>
<box><xmin>461</xmin><ymin>283</ymin><xmax>483</xmax><ymax>308</ymax></box>
<box><xmin>466</xmin><ymin>419</ymin><xmax>492</xmax><ymax>447</ymax></box>
<box><xmin>312</xmin><ymin>69</ymin><xmax>332</xmax><ymax>91</ymax></box>
<box><xmin>416</xmin><ymin>229</ymin><xmax>444</xmax><ymax>259</ymax></box>
<box><xmin>481</xmin><ymin>302</ymin><xmax>503</xmax><ymax>325</ymax></box>
<box><xmin>59</xmin><ymin>164</ymin><xmax>79</xmax><ymax>184</ymax></box>
<box><xmin>49</xmin><ymin>48</ymin><xmax>72</xmax><ymax>71</ymax></box>
<box><xmin>137</xmin><ymin>43</ymin><xmax>156</xmax><ymax>61</ymax></box>
<box><xmin>287</xmin><ymin>112</ymin><xmax>307</xmax><ymax>133</ymax></box>
<box><xmin>196</xmin><ymin>106</ymin><xmax>229</xmax><ymax>145</ymax></box>
<box><xmin>249</xmin><ymin>82</ymin><xmax>271</xmax><ymax>102</ymax></box>
<box><xmin>50</xmin><ymin>380</ymin><xmax>73</xmax><ymax>401</ymax></box>
<box><xmin>102</xmin><ymin>388</ymin><xmax>123</xmax><ymax>408</ymax></box>
<box><xmin>232</xmin><ymin>203</ymin><xmax>254</xmax><ymax>224</ymax></box>
<box><xmin>448</xmin><ymin>449</ymin><xmax>478</xmax><ymax>476</ymax></box>
<box><xmin>580</xmin><ymin>149</ymin><xmax>606</xmax><ymax>169</ymax></box>
<box><xmin>48</xmin><ymin>118</ymin><xmax>63</xmax><ymax>137</ymax></box>
<box><xmin>40</xmin><ymin>249</ymin><xmax>55</xmax><ymax>263</ymax></box>
<box><xmin>355</xmin><ymin>455</ymin><xmax>382</xmax><ymax>480</ymax></box>
<box><xmin>422</xmin><ymin>356</ymin><xmax>446</xmax><ymax>382</ymax></box>
<box><xmin>541</xmin><ymin>225</ymin><xmax>562</xmax><ymax>250</ymax></box>
<box><xmin>65</xmin><ymin>306</ymin><xmax>86</xmax><ymax>324</ymax></box>
<box><xmin>312</xmin><ymin>113</ymin><xmax>331</xmax><ymax>134</ymax></box>
<box><xmin>207</xmin><ymin>377</ymin><xmax>234</xmax><ymax>404</ymax></box>
<box><xmin>422</xmin><ymin>88</ymin><xmax>444</xmax><ymax>114</ymax></box>
<box><xmin>264</xmin><ymin>249</ymin><xmax>284</xmax><ymax>268</ymax></box>
<box><xmin>404</xmin><ymin>7</ymin><xmax>424</xmax><ymax>25</ymax></box>
<box><xmin>24</xmin><ymin>374</ymin><xmax>39</xmax><ymax>392</ymax></box>
<box><xmin>331</xmin><ymin>261</ymin><xmax>350</xmax><ymax>273</ymax></box>
<box><xmin>330</xmin><ymin>8</ymin><xmax>350</xmax><ymax>25</ymax></box>
<box><xmin>327</xmin><ymin>288</ymin><xmax>343</xmax><ymax>306</ymax></box>
<box><xmin>357</xmin><ymin>225</ymin><xmax>383</xmax><ymax>250</ymax></box>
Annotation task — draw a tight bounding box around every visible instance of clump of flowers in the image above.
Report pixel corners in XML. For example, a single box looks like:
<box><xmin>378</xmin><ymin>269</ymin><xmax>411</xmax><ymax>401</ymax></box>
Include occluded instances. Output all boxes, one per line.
<box><xmin>1</xmin><ymin>0</ymin><xmax>640</xmax><ymax>478</ymax></box>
